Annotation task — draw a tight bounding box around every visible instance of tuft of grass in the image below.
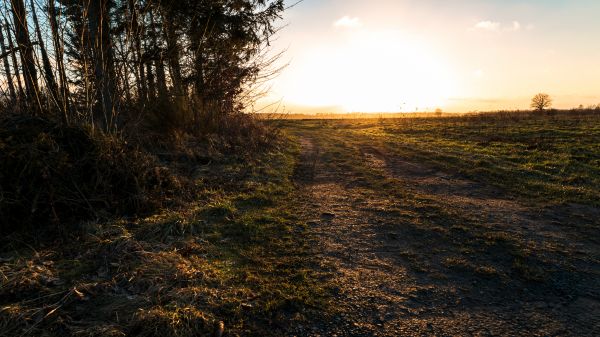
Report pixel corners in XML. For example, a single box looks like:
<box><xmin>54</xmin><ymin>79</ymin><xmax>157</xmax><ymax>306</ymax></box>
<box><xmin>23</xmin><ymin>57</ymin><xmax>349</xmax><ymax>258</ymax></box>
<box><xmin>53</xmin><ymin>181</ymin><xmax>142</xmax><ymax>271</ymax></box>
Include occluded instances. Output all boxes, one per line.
<box><xmin>130</xmin><ymin>305</ymin><xmax>210</xmax><ymax>337</ymax></box>
<box><xmin>203</xmin><ymin>199</ymin><xmax>237</xmax><ymax>218</ymax></box>
<box><xmin>512</xmin><ymin>257</ymin><xmax>547</xmax><ymax>282</ymax></box>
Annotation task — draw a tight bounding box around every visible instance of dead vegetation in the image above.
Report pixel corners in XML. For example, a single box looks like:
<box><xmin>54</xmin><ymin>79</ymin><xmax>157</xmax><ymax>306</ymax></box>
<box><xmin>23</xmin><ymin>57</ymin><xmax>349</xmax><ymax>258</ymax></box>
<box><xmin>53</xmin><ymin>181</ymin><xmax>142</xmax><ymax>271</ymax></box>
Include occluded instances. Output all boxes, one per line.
<box><xmin>0</xmin><ymin>1</ymin><xmax>314</xmax><ymax>335</ymax></box>
<box><xmin>0</xmin><ymin>124</ymin><xmax>327</xmax><ymax>336</ymax></box>
<box><xmin>0</xmin><ymin>114</ymin><xmax>183</xmax><ymax>236</ymax></box>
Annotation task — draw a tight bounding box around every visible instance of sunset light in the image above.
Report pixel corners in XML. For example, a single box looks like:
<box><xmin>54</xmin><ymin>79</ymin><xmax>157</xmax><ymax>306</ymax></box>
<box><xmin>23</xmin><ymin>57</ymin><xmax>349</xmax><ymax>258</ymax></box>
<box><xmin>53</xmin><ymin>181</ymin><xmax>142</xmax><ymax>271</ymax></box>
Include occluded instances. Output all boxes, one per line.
<box><xmin>283</xmin><ymin>29</ymin><xmax>456</xmax><ymax>112</ymax></box>
<box><xmin>1</xmin><ymin>0</ymin><xmax>599</xmax><ymax>335</ymax></box>
<box><xmin>266</xmin><ymin>0</ymin><xmax>600</xmax><ymax>113</ymax></box>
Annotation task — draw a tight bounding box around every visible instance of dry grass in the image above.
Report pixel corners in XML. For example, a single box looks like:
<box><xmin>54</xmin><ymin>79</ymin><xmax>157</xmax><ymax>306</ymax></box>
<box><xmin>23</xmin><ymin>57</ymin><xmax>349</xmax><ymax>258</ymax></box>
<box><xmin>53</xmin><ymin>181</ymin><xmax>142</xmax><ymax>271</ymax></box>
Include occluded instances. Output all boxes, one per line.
<box><xmin>0</xmin><ymin>134</ymin><xmax>328</xmax><ymax>336</ymax></box>
<box><xmin>0</xmin><ymin>115</ymin><xmax>185</xmax><ymax>236</ymax></box>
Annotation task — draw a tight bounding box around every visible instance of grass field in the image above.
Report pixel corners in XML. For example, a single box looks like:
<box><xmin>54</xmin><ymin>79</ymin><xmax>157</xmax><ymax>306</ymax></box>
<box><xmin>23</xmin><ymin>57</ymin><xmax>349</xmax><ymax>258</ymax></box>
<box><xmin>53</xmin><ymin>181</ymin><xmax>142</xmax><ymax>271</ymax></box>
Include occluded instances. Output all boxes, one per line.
<box><xmin>1</xmin><ymin>111</ymin><xmax>599</xmax><ymax>336</ymax></box>
<box><xmin>280</xmin><ymin>110</ymin><xmax>600</xmax><ymax>206</ymax></box>
<box><xmin>279</xmin><ymin>110</ymin><xmax>600</xmax><ymax>335</ymax></box>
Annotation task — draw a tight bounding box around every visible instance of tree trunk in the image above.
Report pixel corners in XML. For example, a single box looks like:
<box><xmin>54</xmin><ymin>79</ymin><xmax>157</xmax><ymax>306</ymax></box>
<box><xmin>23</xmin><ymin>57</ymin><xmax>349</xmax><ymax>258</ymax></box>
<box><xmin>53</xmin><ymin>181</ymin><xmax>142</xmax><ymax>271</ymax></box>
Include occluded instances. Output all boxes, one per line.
<box><xmin>155</xmin><ymin>57</ymin><xmax>167</xmax><ymax>100</ymax></box>
<box><xmin>117</xmin><ymin>35</ymin><xmax>132</xmax><ymax>105</ymax></box>
<box><xmin>193</xmin><ymin>42</ymin><xmax>206</xmax><ymax>123</ymax></box>
<box><xmin>127</xmin><ymin>0</ymin><xmax>146</xmax><ymax>104</ymax></box>
<box><xmin>144</xmin><ymin>26</ymin><xmax>156</xmax><ymax>102</ymax></box>
<box><xmin>163</xmin><ymin>13</ymin><xmax>183</xmax><ymax>97</ymax></box>
<box><xmin>31</xmin><ymin>0</ymin><xmax>60</xmax><ymax>113</ymax></box>
<box><xmin>10</xmin><ymin>0</ymin><xmax>39</xmax><ymax>109</ymax></box>
<box><xmin>87</xmin><ymin>0</ymin><xmax>116</xmax><ymax>132</ymax></box>
<box><xmin>4</xmin><ymin>18</ymin><xmax>24</xmax><ymax>100</ymax></box>
<box><xmin>0</xmin><ymin>21</ymin><xmax>17</xmax><ymax>102</ymax></box>
<box><xmin>48</xmin><ymin>0</ymin><xmax>70</xmax><ymax>122</ymax></box>
<box><xmin>146</xmin><ymin>60</ymin><xmax>155</xmax><ymax>101</ymax></box>
<box><xmin>136</xmin><ymin>37</ymin><xmax>147</xmax><ymax>103</ymax></box>
<box><xmin>149</xmin><ymin>11</ymin><xmax>167</xmax><ymax>100</ymax></box>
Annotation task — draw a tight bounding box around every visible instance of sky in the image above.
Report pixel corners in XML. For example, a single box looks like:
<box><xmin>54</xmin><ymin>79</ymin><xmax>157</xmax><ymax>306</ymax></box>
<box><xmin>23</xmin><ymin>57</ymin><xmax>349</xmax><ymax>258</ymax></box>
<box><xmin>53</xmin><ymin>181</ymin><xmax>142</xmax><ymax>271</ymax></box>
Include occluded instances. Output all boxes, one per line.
<box><xmin>262</xmin><ymin>0</ymin><xmax>600</xmax><ymax>113</ymax></box>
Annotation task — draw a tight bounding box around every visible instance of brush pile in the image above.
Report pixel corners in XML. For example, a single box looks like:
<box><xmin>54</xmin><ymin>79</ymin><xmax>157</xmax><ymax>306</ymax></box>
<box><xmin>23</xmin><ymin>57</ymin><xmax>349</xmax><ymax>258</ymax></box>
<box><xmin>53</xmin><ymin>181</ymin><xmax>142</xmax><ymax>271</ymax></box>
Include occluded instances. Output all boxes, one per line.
<box><xmin>0</xmin><ymin>115</ymin><xmax>182</xmax><ymax>235</ymax></box>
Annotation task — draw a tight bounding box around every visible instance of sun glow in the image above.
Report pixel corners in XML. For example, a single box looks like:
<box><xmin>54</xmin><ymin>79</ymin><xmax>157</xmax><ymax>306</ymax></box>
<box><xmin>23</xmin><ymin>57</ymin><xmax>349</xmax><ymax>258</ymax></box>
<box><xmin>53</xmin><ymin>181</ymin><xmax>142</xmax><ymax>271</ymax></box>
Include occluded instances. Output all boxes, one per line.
<box><xmin>280</xmin><ymin>29</ymin><xmax>457</xmax><ymax>112</ymax></box>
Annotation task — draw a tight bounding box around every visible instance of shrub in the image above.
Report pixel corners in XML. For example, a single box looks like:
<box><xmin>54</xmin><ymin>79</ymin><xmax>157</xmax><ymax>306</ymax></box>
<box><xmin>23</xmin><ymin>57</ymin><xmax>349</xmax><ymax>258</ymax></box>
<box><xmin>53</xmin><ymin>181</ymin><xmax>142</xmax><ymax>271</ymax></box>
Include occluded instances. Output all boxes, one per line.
<box><xmin>195</xmin><ymin>112</ymin><xmax>280</xmax><ymax>154</ymax></box>
<box><xmin>0</xmin><ymin>115</ymin><xmax>181</xmax><ymax>236</ymax></box>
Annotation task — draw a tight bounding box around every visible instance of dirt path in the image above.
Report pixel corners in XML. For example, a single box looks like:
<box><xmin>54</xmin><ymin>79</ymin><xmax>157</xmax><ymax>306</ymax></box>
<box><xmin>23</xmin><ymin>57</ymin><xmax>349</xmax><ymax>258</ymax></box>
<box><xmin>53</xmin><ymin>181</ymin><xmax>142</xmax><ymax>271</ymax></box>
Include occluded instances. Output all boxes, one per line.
<box><xmin>292</xmin><ymin>135</ymin><xmax>600</xmax><ymax>336</ymax></box>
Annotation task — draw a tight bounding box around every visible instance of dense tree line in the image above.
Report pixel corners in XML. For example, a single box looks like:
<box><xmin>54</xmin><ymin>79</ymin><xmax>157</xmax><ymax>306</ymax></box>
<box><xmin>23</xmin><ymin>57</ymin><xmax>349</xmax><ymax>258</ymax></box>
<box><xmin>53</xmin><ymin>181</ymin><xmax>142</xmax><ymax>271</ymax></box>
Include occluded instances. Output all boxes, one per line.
<box><xmin>0</xmin><ymin>0</ymin><xmax>284</xmax><ymax>133</ymax></box>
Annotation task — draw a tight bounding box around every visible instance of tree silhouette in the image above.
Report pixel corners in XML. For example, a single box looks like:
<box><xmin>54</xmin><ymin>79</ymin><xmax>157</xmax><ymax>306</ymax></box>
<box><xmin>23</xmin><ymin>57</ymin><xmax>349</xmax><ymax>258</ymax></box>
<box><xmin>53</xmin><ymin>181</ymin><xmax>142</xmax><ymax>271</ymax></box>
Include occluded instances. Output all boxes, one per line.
<box><xmin>531</xmin><ymin>93</ymin><xmax>552</xmax><ymax>112</ymax></box>
<box><xmin>0</xmin><ymin>0</ymin><xmax>285</xmax><ymax>133</ymax></box>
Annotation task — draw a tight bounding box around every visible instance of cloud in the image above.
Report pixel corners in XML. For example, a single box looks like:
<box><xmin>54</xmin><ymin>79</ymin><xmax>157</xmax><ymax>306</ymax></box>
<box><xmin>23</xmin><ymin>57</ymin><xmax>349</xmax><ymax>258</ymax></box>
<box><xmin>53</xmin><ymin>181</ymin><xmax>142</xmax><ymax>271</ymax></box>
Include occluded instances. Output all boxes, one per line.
<box><xmin>473</xmin><ymin>20</ymin><xmax>533</xmax><ymax>33</ymax></box>
<box><xmin>510</xmin><ymin>21</ymin><xmax>521</xmax><ymax>31</ymax></box>
<box><xmin>334</xmin><ymin>16</ymin><xmax>363</xmax><ymax>28</ymax></box>
<box><xmin>474</xmin><ymin>20</ymin><xmax>501</xmax><ymax>32</ymax></box>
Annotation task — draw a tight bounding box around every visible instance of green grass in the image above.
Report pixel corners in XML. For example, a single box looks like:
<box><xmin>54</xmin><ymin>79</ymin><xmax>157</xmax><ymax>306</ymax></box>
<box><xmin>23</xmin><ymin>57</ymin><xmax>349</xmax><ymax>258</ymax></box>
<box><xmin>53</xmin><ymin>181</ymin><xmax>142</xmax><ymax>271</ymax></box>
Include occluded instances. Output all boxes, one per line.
<box><xmin>3</xmin><ymin>111</ymin><xmax>598</xmax><ymax>336</ymax></box>
<box><xmin>280</xmin><ymin>110</ymin><xmax>600</xmax><ymax>206</ymax></box>
<box><xmin>278</xmin><ymin>111</ymin><xmax>599</xmax><ymax>298</ymax></box>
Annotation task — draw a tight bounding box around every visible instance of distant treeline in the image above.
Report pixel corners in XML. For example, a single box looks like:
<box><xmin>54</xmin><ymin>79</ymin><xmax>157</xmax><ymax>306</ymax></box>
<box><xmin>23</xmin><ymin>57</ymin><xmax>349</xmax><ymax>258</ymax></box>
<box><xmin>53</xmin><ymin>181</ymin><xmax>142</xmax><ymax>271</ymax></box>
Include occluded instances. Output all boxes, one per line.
<box><xmin>0</xmin><ymin>0</ymin><xmax>284</xmax><ymax>133</ymax></box>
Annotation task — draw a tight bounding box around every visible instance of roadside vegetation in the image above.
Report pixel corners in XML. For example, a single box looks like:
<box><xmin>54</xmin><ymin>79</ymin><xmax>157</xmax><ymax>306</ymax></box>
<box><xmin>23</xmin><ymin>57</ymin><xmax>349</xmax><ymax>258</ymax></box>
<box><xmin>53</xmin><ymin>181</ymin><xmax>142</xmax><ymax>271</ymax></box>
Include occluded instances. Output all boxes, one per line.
<box><xmin>0</xmin><ymin>1</ymin><xmax>335</xmax><ymax>336</ymax></box>
<box><xmin>0</xmin><ymin>132</ymin><xmax>330</xmax><ymax>336</ymax></box>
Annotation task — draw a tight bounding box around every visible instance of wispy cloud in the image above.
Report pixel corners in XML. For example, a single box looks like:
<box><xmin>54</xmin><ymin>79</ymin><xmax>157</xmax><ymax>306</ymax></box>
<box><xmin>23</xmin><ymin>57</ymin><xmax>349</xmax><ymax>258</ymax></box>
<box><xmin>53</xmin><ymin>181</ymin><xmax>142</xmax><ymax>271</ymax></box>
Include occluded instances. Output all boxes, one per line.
<box><xmin>333</xmin><ymin>16</ymin><xmax>363</xmax><ymax>28</ymax></box>
<box><xmin>510</xmin><ymin>21</ymin><xmax>521</xmax><ymax>31</ymax></box>
<box><xmin>474</xmin><ymin>20</ymin><xmax>501</xmax><ymax>32</ymax></box>
<box><xmin>473</xmin><ymin>20</ymin><xmax>533</xmax><ymax>33</ymax></box>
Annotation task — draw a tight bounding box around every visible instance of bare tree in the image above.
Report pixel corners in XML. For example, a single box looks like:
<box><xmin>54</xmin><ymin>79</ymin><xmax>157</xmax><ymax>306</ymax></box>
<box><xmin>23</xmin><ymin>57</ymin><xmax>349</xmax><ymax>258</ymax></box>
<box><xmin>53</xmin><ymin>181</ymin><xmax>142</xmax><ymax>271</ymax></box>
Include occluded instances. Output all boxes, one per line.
<box><xmin>31</xmin><ymin>0</ymin><xmax>60</xmax><ymax>113</ymax></box>
<box><xmin>531</xmin><ymin>93</ymin><xmax>552</xmax><ymax>112</ymax></box>
<box><xmin>87</xmin><ymin>0</ymin><xmax>116</xmax><ymax>131</ymax></box>
<box><xmin>0</xmin><ymin>20</ymin><xmax>17</xmax><ymax>102</ymax></box>
<box><xmin>4</xmin><ymin>14</ymin><xmax>25</xmax><ymax>98</ymax></box>
<box><xmin>3</xmin><ymin>16</ymin><xmax>25</xmax><ymax>99</ymax></box>
<box><xmin>48</xmin><ymin>0</ymin><xmax>71</xmax><ymax>120</ymax></box>
<box><xmin>10</xmin><ymin>0</ymin><xmax>40</xmax><ymax>109</ymax></box>
<box><xmin>161</xmin><ymin>8</ymin><xmax>183</xmax><ymax>97</ymax></box>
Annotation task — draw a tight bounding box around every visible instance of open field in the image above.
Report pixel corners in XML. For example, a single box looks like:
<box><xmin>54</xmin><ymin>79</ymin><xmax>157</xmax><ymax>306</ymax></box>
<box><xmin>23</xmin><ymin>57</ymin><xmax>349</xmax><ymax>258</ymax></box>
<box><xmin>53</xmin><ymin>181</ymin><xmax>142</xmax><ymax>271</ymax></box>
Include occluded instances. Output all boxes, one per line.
<box><xmin>2</xmin><ymin>111</ymin><xmax>599</xmax><ymax>336</ymax></box>
<box><xmin>283</xmin><ymin>111</ymin><xmax>600</xmax><ymax>336</ymax></box>
<box><xmin>281</xmin><ymin>110</ymin><xmax>600</xmax><ymax>205</ymax></box>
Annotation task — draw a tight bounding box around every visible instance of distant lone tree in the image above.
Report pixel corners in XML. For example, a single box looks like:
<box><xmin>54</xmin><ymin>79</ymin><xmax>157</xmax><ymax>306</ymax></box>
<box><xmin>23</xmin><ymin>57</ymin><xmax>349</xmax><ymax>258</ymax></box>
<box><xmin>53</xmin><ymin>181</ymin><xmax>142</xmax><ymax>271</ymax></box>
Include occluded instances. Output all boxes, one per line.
<box><xmin>531</xmin><ymin>93</ymin><xmax>553</xmax><ymax>112</ymax></box>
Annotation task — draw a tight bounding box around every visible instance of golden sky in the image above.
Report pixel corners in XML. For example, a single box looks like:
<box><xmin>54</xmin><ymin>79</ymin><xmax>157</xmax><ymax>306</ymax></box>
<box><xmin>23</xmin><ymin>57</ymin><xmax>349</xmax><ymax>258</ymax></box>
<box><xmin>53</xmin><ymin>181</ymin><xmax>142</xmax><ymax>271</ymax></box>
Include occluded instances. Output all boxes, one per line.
<box><xmin>263</xmin><ymin>0</ymin><xmax>600</xmax><ymax>113</ymax></box>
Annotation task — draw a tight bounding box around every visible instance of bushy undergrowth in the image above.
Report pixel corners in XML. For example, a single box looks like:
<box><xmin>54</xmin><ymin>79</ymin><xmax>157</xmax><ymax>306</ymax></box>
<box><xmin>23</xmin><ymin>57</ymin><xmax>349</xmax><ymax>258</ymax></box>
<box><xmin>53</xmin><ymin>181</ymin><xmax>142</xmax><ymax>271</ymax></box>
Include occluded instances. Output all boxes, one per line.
<box><xmin>128</xmin><ymin>102</ymin><xmax>281</xmax><ymax>156</ymax></box>
<box><xmin>0</xmin><ymin>123</ymin><xmax>326</xmax><ymax>337</ymax></box>
<box><xmin>0</xmin><ymin>109</ymin><xmax>323</xmax><ymax>336</ymax></box>
<box><xmin>196</xmin><ymin>112</ymin><xmax>281</xmax><ymax>154</ymax></box>
<box><xmin>0</xmin><ymin>115</ymin><xmax>182</xmax><ymax>235</ymax></box>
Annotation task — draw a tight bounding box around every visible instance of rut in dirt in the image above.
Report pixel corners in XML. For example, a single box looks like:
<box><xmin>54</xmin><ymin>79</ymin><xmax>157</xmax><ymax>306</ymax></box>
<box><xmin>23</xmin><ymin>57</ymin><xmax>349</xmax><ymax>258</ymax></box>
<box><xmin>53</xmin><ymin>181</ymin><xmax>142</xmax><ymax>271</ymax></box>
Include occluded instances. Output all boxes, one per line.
<box><xmin>291</xmin><ymin>135</ymin><xmax>600</xmax><ymax>337</ymax></box>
